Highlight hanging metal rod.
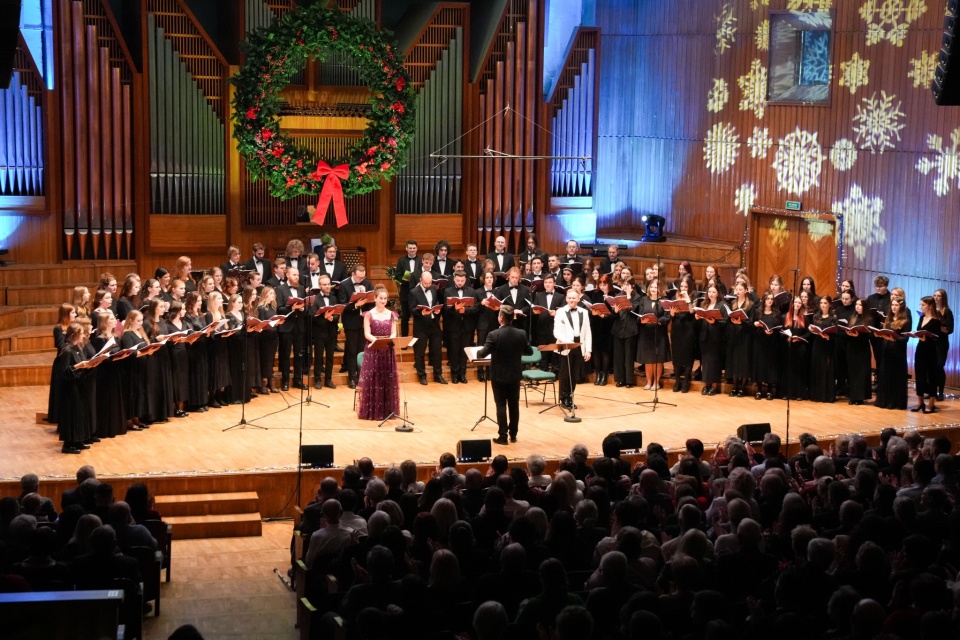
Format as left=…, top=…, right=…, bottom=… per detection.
left=430, top=149, right=590, bottom=161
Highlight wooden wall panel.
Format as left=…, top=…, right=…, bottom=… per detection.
left=145, top=215, right=227, bottom=251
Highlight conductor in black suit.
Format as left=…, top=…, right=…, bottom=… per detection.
left=478, top=305, right=534, bottom=444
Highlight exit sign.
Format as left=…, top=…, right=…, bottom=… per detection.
left=785, top=200, right=802, bottom=211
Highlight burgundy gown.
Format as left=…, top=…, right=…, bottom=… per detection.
left=357, top=312, right=399, bottom=420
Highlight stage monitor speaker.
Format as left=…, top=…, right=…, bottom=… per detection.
left=457, top=439, right=491, bottom=462
left=300, top=444, right=334, bottom=469
left=609, top=430, right=643, bottom=452
left=0, top=0, right=21, bottom=90
left=934, top=0, right=960, bottom=105
left=737, top=423, right=771, bottom=443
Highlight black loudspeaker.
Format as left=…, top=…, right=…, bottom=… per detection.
left=934, top=0, right=960, bottom=105
left=610, top=430, right=643, bottom=452
left=737, top=423, right=772, bottom=443
left=300, top=444, right=334, bottom=469
left=457, top=439, right=491, bottom=462
left=0, top=1, right=21, bottom=90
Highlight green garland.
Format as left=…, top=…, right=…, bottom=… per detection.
left=230, top=5, right=416, bottom=200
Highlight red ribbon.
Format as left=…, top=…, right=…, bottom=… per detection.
left=310, top=161, right=350, bottom=228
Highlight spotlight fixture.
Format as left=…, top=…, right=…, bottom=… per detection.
left=640, top=214, right=667, bottom=243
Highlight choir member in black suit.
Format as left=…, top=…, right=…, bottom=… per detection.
left=256, top=286, right=280, bottom=394
left=339, top=264, right=375, bottom=389
left=934, top=289, right=953, bottom=401
left=610, top=277, right=640, bottom=388
left=494, top=268, right=531, bottom=331
left=669, top=276, right=698, bottom=393
left=598, top=244, right=621, bottom=275
left=243, top=242, right=272, bottom=284
left=443, top=270, right=478, bottom=384
left=320, top=244, right=348, bottom=284
left=205, top=291, right=232, bottom=406
left=485, top=235, right=515, bottom=273
left=479, top=305, right=535, bottom=445
left=174, top=257, right=196, bottom=294
left=410, top=253, right=436, bottom=289
left=265, top=257, right=287, bottom=289
left=841, top=299, right=872, bottom=406
left=866, top=275, right=891, bottom=374
left=302, top=253, right=324, bottom=292
left=531, top=274, right=564, bottom=373
left=783, top=296, right=811, bottom=401
left=276, top=267, right=308, bottom=391
left=697, top=284, right=727, bottom=396
left=396, top=240, right=422, bottom=338
left=162, top=301, right=190, bottom=418
left=913, top=296, right=942, bottom=414
left=875, top=297, right=911, bottom=410
left=220, top=245, right=243, bottom=277
left=433, top=240, right=454, bottom=277
left=546, top=254, right=562, bottom=280
left=519, top=232, right=547, bottom=268
left=809, top=296, right=836, bottom=403
left=55, top=323, right=95, bottom=454
left=562, top=239, right=582, bottom=264
left=311, top=275, right=340, bottom=389
left=527, top=256, right=547, bottom=281
left=285, top=239, right=309, bottom=280
left=474, top=271, right=500, bottom=382
left=553, top=289, right=592, bottom=408
left=116, top=274, right=141, bottom=322
left=409, top=271, right=447, bottom=385
left=464, top=243, right=482, bottom=283
left=184, top=292, right=211, bottom=411
left=90, top=310, right=127, bottom=437
left=753, top=291, right=783, bottom=400
left=725, top=279, right=754, bottom=397
left=637, top=279, right=671, bottom=390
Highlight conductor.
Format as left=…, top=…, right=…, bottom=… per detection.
left=478, top=305, right=534, bottom=445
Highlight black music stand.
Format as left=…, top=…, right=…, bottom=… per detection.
left=636, top=256, right=677, bottom=412
left=538, top=341, right=582, bottom=423
left=224, top=311, right=269, bottom=431
left=465, top=347, right=496, bottom=431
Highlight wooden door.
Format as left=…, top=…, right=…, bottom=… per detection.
left=749, top=209, right=837, bottom=295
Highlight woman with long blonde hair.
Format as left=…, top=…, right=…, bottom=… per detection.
left=90, top=310, right=127, bottom=437
left=72, top=286, right=91, bottom=319
left=205, top=291, right=231, bottom=407
left=120, top=310, right=149, bottom=429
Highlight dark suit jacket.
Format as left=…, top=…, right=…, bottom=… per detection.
left=286, top=255, right=309, bottom=278
left=519, top=250, right=547, bottom=267
left=276, top=282, right=307, bottom=333
left=265, top=275, right=284, bottom=289
left=485, top=251, right=515, bottom=272
left=478, top=324, right=533, bottom=384
left=599, top=257, right=620, bottom=274
left=221, top=261, right=244, bottom=278
left=338, top=277, right=374, bottom=330
left=243, top=256, right=272, bottom=281
left=432, top=258, right=455, bottom=277
left=532, top=289, right=565, bottom=343
left=464, top=259, right=483, bottom=283
left=395, top=255, right=422, bottom=290
left=494, top=283, right=532, bottom=316
left=409, top=284, right=443, bottom=335
left=443, top=285, right=478, bottom=333
left=474, top=288, right=499, bottom=335
left=320, top=260, right=348, bottom=284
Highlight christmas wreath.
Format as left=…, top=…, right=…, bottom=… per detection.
left=231, top=4, right=415, bottom=226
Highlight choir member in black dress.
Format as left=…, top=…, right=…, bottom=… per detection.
left=671, top=261, right=692, bottom=291
left=211, top=267, right=225, bottom=294
left=98, top=272, right=119, bottom=313
left=809, top=296, right=836, bottom=403
left=768, top=275, right=790, bottom=315
left=618, top=267, right=635, bottom=291
left=169, top=279, right=186, bottom=306
left=443, top=270, right=478, bottom=384
left=199, top=275, right=216, bottom=312
left=225, top=294, right=250, bottom=404
left=610, top=277, right=639, bottom=388
left=162, top=301, right=190, bottom=418
left=90, top=290, right=113, bottom=330
left=912, top=296, right=942, bottom=414
left=833, top=290, right=856, bottom=397
left=143, top=298, right=173, bottom=423
left=120, top=310, right=150, bottom=428
left=875, top=297, right=911, bottom=410
left=115, top=274, right=141, bottom=322
left=637, top=279, right=671, bottom=390
left=799, top=290, right=814, bottom=317
left=76, top=319, right=99, bottom=445
left=866, top=275, right=891, bottom=375
left=586, top=274, right=615, bottom=383
left=669, top=276, right=698, bottom=393
left=700, top=265, right=727, bottom=298
left=140, top=279, right=163, bottom=307
left=753, top=291, right=783, bottom=400
left=697, top=284, right=727, bottom=395
left=800, top=276, right=817, bottom=300
left=47, top=303, right=77, bottom=424
left=474, top=271, right=500, bottom=382
left=175, top=256, right=197, bottom=294
left=184, top=292, right=211, bottom=412
left=783, top=296, right=811, bottom=400
left=72, top=286, right=91, bottom=320
left=841, top=299, right=872, bottom=406
left=156, top=268, right=172, bottom=302
left=934, top=289, right=953, bottom=401
left=205, top=291, right=232, bottom=407
left=55, top=324, right=95, bottom=454
left=90, top=310, right=127, bottom=437
left=256, top=286, right=281, bottom=394
left=725, top=280, right=754, bottom=397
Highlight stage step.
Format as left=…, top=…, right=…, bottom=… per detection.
left=3, top=284, right=96, bottom=307
left=156, top=491, right=262, bottom=539
left=0, top=261, right=137, bottom=287
left=0, top=326, right=54, bottom=356
left=0, top=307, right=59, bottom=332
left=0, top=352, right=54, bottom=387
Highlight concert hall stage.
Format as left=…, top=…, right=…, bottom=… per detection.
left=2, top=380, right=955, bottom=517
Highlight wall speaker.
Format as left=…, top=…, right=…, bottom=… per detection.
left=610, top=430, right=643, bottom=452
left=300, top=444, right=334, bottom=468
left=934, top=0, right=960, bottom=105
left=0, top=0, right=21, bottom=90
left=457, top=439, right=491, bottom=462
left=737, top=423, right=772, bottom=443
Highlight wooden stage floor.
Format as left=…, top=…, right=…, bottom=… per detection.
left=2, top=377, right=957, bottom=481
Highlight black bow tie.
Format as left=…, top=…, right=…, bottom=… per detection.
left=326, top=262, right=333, bottom=266
left=457, top=289, right=462, bottom=294
left=254, top=259, right=260, bottom=265
left=510, top=286, right=518, bottom=290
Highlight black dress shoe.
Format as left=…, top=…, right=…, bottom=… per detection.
left=86, top=437, right=101, bottom=443
left=339, top=366, right=348, bottom=373
left=324, top=381, right=336, bottom=389
left=79, top=443, right=91, bottom=449
left=707, top=387, right=718, bottom=396
left=348, top=378, right=357, bottom=390
left=477, top=369, right=486, bottom=382
left=451, top=376, right=460, bottom=384
left=62, top=445, right=81, bottom=454
left=419, top=375, right=428, bottom=385
left=616, top=381, right=625, bottom=388
left=293, top=380, right=306, bottom=390
left=434, top=375, right=448, bottom=385
left=911, top=404, right=925, bottom=412
left=594, top=376, right=602, bottom=386
left=702, top=386, right=709, bottom=395
left=314, top=380, right=322, bottom=389
left=936, top=393, right=945, bottom=402
left=335, top=345, right=344, bottom=352
left=281, top=382, right=289, bottom=391
left=492, top=436, right=509, bottom=445
left=599, top=374, right=608, bottom=386
left=260, top=386, right=270, bottom=395
left=459, top=376, right=468, bottom=384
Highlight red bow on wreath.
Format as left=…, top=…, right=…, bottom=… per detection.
left=310, top=161, right=350, bottom=228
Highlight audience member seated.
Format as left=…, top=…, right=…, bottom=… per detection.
left=72, top=525, right=141, bottom=588
left=10, top=526, right=72, bottom=590
left=107, top=501, right=158, bottom=552
left=17, top=474, right=58, bottom=522
left=304, top=499, right=355, bottom=571
left=124, top=483, right=162, bottom=524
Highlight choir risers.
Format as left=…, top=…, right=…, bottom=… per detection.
left=157, top=491, right=262, bottom=539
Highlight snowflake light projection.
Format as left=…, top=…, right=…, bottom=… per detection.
left=769, top=219, right=791, bottom=249
left=735, top=183, right=758, bottom=216
left=708, top=79, right=730, bottom=113
left=747, top=126, right=773, bottom=159
left=788, top=0, right=833, bottom=10
left=738, top=59, right=768, bottom=119
left=833, top=184, right=887, bottom=260
left=806, top=219, right=834, bottom=243
left=715, top=3, right=737, bottom=55
left=860, top=0, right=927, bottom=47
left=755, top=19, right=769, bottom=51
left=704, top=122, right=740, bottom=174
left=750, top=0, right=769, bottom=9
left=772, top=127, right=824, bottom=195
left=853, top=91, right=906, bottom=154
left=908, top=51, right=938, bottom=89
left=830, top=138, right=858, bottom=171
left=839, top=52, right=871, bottom=94
left=916, top=129, right=960, bottom=197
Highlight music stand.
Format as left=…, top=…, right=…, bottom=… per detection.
left=367, top=336, right=417, bottom=432
left=538, top=342, right=582, bottom=423
left=636, top=255, right=677, bottom=412
left=464, top=346, right=496, bottom=431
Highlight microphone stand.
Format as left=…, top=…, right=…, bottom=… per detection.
left=224, top=309, right=267, bottom=431
left=637, top=255, right=676, bottom=412
left=374, top=335, right=416, bottom=432
left=469, top=348, right=497, bottom=431
left=784, top=267, right=801, bottom=459
left=301, top=288, right=329, bottom=408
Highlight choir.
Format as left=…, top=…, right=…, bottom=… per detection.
left=44, top=237, right=954, bottom=453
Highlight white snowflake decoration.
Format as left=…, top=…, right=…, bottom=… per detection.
left=852, top=91, right=906, bottom=154
left=860, top=0, right=927, bottom=47
left=806, top=219, right=834, bottom=243
left=735, top=183, right=757, bottom=216
left=747, top=126, right=773, bottom=159
left=755, top=19, right=769, bottom=51
left=772, top=127, right=824, bottom=196
left=830, top=138, right=858, bottom=171
left=907, top=51, right=938, bottom=89
left=715, top=3, right=737, bottom=55
left=707, top=79, right=730, bottom=113
left=703, top=122, right=740, bottom=174
left=787, top=0, right=833, bottom=11
left=839, top=52, right=870, bottom=94
left=738, top=59, right=767, bottom=119
left=750, top=0, right=769, bottom=9
left=916, top=129, right=960, bottom=197
left=833, top=184, right=887, bottom=260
